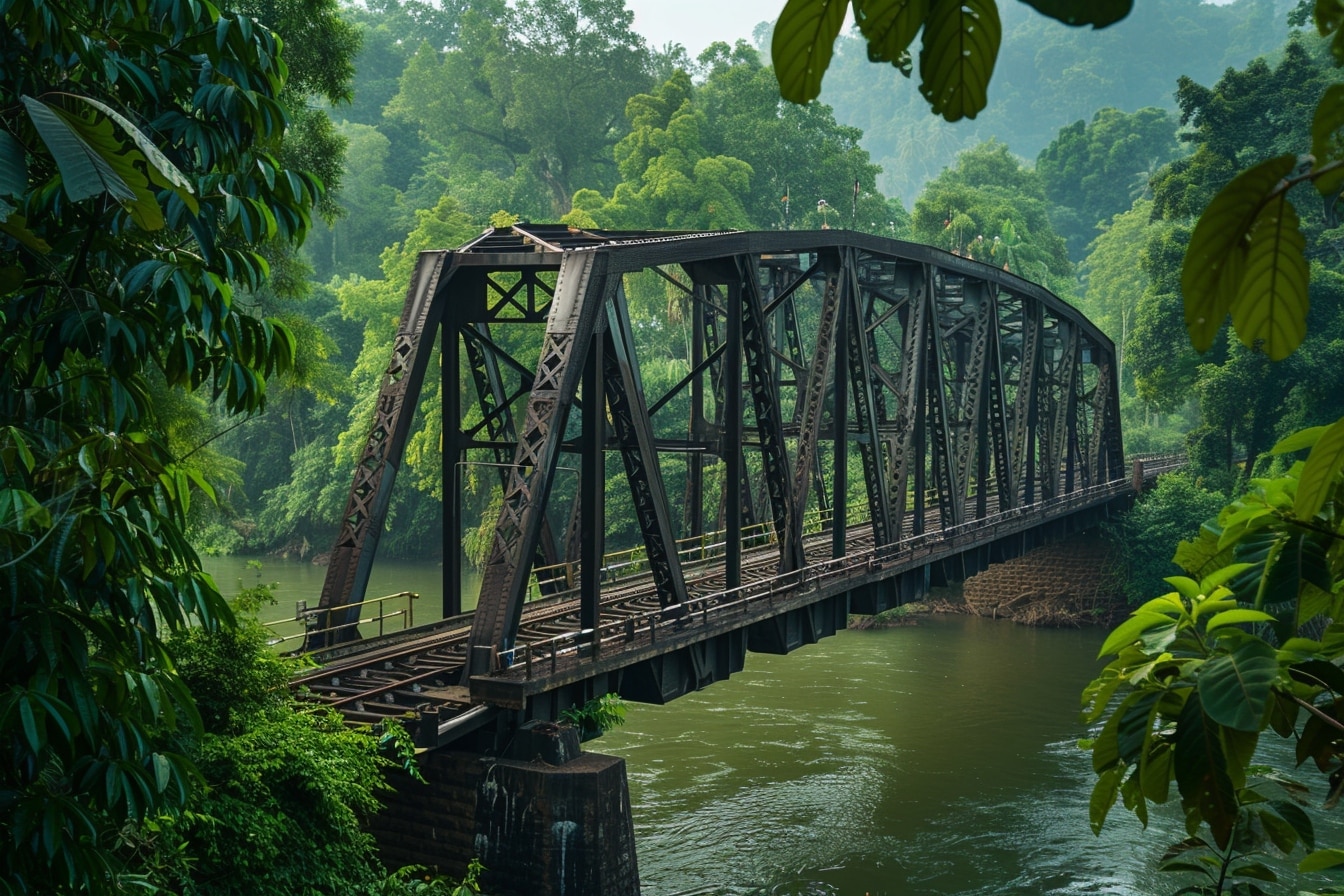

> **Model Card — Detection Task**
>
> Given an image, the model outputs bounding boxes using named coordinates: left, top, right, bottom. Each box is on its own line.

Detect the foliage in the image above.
left=0, top=0, right=344, bottom=888
left=772, top=0, right=1336, bottom=362
left=817, top=0, right=1287, bottom=205
left=560, top=694, right=629, bottom=738
left=156, top=583, right=414, bottom=896
left=375, top=859, right=488, bottom=896
left=1083, top=421, right=1344, bottom=893
left=909, top=140, right=1074, bottom=294
left=1104, top=471, right=1228, bottom=606
left=1037, top=107, right=1182, bottom=261
left=385, top=0, right=653, bottom=217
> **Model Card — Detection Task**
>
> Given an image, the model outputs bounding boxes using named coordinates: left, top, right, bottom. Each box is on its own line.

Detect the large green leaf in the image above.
left=1316, top=0, right=1344, bottom=64
left=772, top=0, right=850, bottom=104
left=918, top=0, right=1001, bottom=121
left=0, top=131, right=25, bottom=217
left=1099, top=610, right=1181, bottom=657
left=1196, top=635, right=1276, bottom=732
left=854, top=0, right=927, bottom=66
left=1181, top=154, right=1295, bottom=354
left=1296, top=414, right=1344, bottom=520
left=1300, top=848, right=1344, bottom=873
left=1017, top=0, right=1131, bottom=27
left=1229, top=195, right=1308, bottom=361
left=21, top=96, right=136, bottom=205
left=1311, top=84, right=1344, bottom=197
left=68, top=94, right=196, bottom=201
left=1174, top=690, right=1237, bottom=847
left=1272, top=425, right=1327, bottom=455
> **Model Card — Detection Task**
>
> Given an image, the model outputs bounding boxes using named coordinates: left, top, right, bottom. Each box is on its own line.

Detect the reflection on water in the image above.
left=599, top=615, right=1331, bottom=896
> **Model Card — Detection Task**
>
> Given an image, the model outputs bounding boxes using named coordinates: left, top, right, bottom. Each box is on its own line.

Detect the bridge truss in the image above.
left=315, top=226, right=1123, bottom=686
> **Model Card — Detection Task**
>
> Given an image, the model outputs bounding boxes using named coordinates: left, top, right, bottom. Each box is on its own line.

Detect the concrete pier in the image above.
left=370, top=736, right=639, bottom=896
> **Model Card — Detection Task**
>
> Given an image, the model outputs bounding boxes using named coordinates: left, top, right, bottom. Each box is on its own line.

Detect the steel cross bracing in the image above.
left=313, top=226, right=1125, bottom=696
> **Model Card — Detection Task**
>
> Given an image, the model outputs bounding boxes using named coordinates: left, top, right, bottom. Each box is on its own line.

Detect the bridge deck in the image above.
left=296, top=477, right=1137, bottom=748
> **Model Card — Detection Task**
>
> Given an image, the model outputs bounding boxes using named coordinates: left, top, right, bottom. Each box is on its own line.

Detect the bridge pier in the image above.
left=370, top=734, right=640, bottom=896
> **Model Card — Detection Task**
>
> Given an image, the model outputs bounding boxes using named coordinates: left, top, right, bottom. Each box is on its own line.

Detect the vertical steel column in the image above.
left=787, top=268, right=842, bottom=558
left=924, top=272, right=959, bottom=528
left=580, top=319, right=604, bottom=635
left=725, top=279, right=743, bottom=590
left=739, top=258, right=803, bottom=572
left=831, top=253, right=851, bottom=560
left=950, top=282, right=994, bottom=519
left=848, top=257, right=895, bottom=546
left=443, top=313, right=463, bottom=618
left=465, top=252, right=606, bottom=677
left=1012, top=300, right=1042, bottom=506
left=891, top=273, right=930, bottom=537
left=684, top=286, right=707, bottom=538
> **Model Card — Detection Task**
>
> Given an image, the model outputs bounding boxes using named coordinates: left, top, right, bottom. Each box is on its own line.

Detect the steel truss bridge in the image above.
left=298, top=226, right=1130, bottom=749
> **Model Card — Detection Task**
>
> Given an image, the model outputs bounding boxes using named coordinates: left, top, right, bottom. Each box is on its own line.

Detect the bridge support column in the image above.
left=370, top=743, right=639, bottom=896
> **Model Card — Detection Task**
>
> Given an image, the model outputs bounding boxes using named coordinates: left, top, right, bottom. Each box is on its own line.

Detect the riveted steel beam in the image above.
left=465, top=252, right=608, bottom=677
left=316, top=251, right=451, bottom=646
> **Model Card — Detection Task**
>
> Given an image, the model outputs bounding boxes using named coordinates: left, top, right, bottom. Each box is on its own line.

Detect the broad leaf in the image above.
left=1289, top=659, right=1344, bottom=696
left=1300, top=848, right=1344, bottom=873
left=854, top=0, right=928, bottom=66
left=1316, top=0, right=1344, bottom=64
left=1099, top=610, right=1182, bottom=657
left=1197, top=636, right=1276, bottom=732
left=1090, top=766, right=1122, bottom=834
left=1203, top=608, right=1276, bottom=632
left=1016, top=0, right=1131, bottom=28
left=1181, top=154, right=1295, bottom=354
left=0, top=131, right=26, bottom=208
left=1272, top=425, right=1327, bottom=455
left=1175, top=690, right=1237, bottom=847
left=773, top=0, right=850, bottom=104
left=67, top=94, right=195, bottom=195
left=21, top=96, right=135, bottom=205
left=1295, top=414, right=1344, bottom=520
left=1229, top=194, right=1308, bottom=360
left=918, top=0, right=1000, bottom=121
left=1311, top=84, right=1344, bottom=197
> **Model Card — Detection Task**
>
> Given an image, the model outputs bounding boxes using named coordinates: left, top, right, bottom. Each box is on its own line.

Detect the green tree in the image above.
left=0, top=0, right=336, bottom=889
left=386, top=0, right=653, bottom=217
left=153, top=587, right=406, bottom=895
left=1037, top=107, right=1182, bottom=261
left=910, top=140, right=1074, bottom=294
left=1105, top=471, right=1228, bottom=606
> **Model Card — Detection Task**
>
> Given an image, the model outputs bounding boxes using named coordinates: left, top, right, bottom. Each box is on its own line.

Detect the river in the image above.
left=201, top=557, right=1334, bottom=895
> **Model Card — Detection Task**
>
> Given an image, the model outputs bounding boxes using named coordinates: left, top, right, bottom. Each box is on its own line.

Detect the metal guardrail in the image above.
left=497, top=475, right=1135, bottom=683
left=265, top=591, right=419, bottom=651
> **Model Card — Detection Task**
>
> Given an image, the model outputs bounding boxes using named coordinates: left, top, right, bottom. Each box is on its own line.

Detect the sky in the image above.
left=623, top=0, right=781, bottom=56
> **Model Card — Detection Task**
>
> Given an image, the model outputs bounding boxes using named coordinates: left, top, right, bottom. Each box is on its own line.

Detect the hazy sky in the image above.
left=623, top=0, right=780, bottom=56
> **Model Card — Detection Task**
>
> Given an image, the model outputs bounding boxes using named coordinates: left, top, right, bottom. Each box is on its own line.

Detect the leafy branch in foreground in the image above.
left=1083, top=421, right=1344, bottom=894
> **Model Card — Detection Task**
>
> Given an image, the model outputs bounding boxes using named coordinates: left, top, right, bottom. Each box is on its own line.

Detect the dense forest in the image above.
left=8, top=0, right=1344, bottom=893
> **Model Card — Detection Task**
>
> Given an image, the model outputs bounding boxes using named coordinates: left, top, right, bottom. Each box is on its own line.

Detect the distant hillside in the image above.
left=814, top=0, right=1294, bottom=204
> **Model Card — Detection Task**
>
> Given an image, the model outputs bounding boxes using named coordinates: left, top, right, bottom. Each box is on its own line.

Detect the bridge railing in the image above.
left=498, top=475, right=1134, bottom=682
left=264, top=591, right=419, bottom=651
left=528, top=503, right=858, bottom=594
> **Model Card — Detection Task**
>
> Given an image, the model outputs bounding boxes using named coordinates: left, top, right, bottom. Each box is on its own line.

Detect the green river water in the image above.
left=202, top=556, right=1337, bottom=896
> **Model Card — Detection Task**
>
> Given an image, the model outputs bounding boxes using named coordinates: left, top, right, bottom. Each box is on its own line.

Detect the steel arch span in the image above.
left=313, top=225, right=1123, bottom=684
